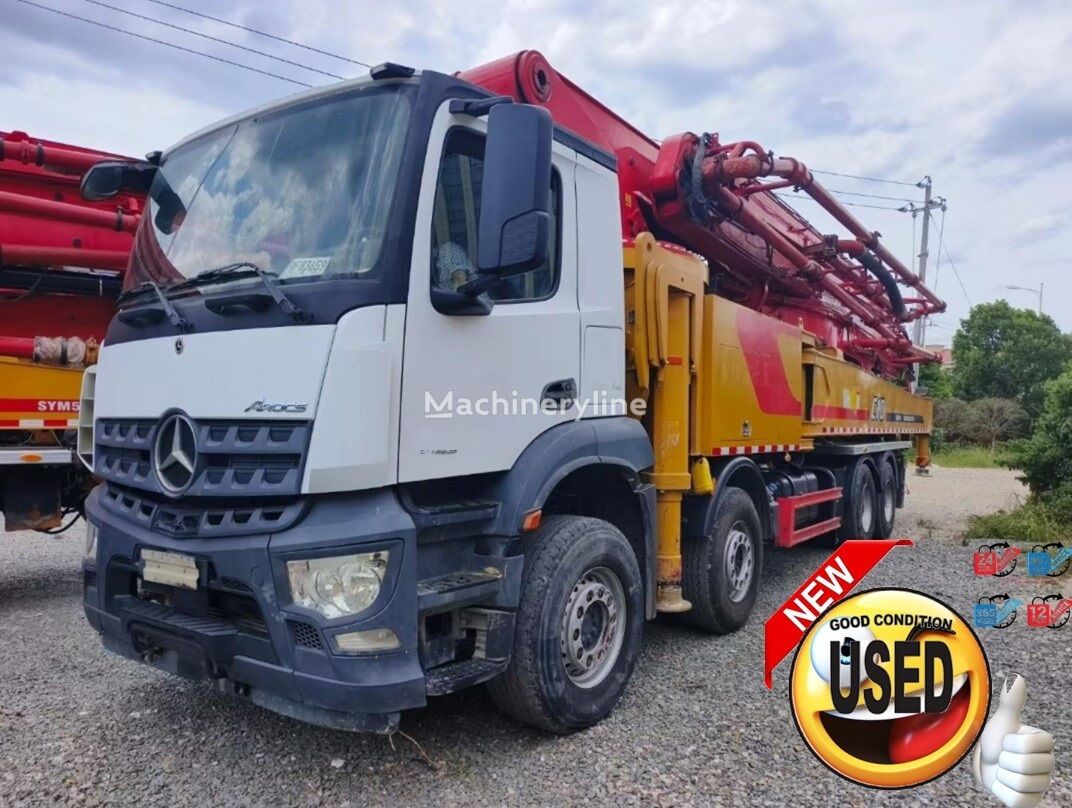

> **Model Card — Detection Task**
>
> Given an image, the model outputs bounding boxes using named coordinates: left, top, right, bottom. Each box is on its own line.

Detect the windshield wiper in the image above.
left=116, top=280, right=191, bottom=331
left=171, top=262, right=309, bottom=322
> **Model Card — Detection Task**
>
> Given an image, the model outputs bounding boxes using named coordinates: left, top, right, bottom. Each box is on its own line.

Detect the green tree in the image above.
left=951, top=301, right=1072, bottom=419
left=918, top=361, right=953, bottom=399
left=1006, top=368, right=1072, bottom=495
left=966, top=397, right=1027, bottom=451
left=934, top=397, right=973, bottom=442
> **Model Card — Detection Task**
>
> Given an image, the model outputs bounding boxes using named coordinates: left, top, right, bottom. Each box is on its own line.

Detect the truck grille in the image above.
left=100, top=484, right=305, bottom=538
left=95, top=418, right=311, bottom=498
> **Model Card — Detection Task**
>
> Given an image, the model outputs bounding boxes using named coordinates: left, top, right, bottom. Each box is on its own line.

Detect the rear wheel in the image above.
left=874, top=454, right=898, bottom=539
left=679, top=488, right=763, bottom=634
left=486, top=515, right=644, bottom=733
left=838, top=460, right=878, bottom=541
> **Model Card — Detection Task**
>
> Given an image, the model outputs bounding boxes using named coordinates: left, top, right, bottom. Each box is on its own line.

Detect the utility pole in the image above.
left=912, top=177, right=932, bottom=349
left=900, top=178, right=947, bottom=353
left=899, top=178, right=947, bottom=392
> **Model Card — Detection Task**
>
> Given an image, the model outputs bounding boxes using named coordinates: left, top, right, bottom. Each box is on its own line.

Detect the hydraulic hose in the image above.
left=858, top=251, right=906, bottom=318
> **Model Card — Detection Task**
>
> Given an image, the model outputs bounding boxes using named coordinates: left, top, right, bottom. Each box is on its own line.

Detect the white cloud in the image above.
left=5, top=0, right=1072, bottom=334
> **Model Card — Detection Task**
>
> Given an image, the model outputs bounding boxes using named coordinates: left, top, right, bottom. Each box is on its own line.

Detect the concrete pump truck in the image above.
left=78, top=52, right=941, bottom=734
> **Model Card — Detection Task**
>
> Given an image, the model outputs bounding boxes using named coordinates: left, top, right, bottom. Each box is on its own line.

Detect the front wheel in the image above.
left=486, top=515, right=644, bottom=734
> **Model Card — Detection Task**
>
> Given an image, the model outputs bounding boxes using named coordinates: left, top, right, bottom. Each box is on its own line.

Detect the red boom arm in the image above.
left=458, top=52, right=945, bottom=379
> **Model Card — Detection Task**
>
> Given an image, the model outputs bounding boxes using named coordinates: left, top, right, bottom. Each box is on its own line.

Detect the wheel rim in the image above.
left=860, top=491, right=875, bottom=534
left=883, top=478, right=895, bottom=523
left=724, top=521, right=755, bottom=603
left=560, top=566, right=626, bottom=688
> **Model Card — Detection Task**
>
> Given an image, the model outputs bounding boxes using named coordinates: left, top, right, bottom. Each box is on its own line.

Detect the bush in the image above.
left=935, top=398, right=973, bottom=443
left=1040, top=483, right=1072, bottom=523
left=1005, top=369, right=1072, bottom=496
left=963, top=483, right=1072, bottom=543
left=964, top=500, right=1067, bottom=543
left=934, top=397, right=1026, bottom=449
left=966, top=398, right=1028, bottom=451
left=918, top=361, right=953, bottom=399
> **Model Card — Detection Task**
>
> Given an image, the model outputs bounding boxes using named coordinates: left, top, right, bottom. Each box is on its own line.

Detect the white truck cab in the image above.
left=81, top=64, right=657, bottom=733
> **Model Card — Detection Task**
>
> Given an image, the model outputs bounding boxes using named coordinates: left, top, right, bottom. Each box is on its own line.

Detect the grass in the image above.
left=963, top=500, right=1070, bottom=542
left=931, top=444, right=1010, bottom=468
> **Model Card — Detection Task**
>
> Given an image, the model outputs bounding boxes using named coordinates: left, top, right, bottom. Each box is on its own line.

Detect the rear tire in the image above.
left=486, top=515, right=644, bottom=734
left=679, top=488, right=763, bottom=634
left=838, top=460, right=878, bottom=540
left=874, top=454, right=898, bottom=539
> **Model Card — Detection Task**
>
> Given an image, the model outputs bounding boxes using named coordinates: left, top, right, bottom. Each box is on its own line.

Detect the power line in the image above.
left=940, top=240, right=972, bottom=306
left=145, top=0, right=371, bottom=68
left=811, top=168, right=919, bottom=187
left=18, top=0, right=313, bottom=87
left=80, top=0, right=345, bottom=80
left=773, top=192, right=904, bottom=212
left=824, top=187, right=918, bottom=204
left=928, top=206, right=947, bottom=296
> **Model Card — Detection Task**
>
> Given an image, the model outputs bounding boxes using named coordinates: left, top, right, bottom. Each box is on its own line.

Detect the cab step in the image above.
left=417, top=569, right=503, bottom=612
left=425, top=657, right=508, bottom=696
left=407, top=498, right=500, bottom=530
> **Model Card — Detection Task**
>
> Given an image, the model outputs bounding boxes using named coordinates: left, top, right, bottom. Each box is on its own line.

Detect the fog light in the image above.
left=84, top=520, right=98, bottom=562
left=333, top=627, right=400, bottom=654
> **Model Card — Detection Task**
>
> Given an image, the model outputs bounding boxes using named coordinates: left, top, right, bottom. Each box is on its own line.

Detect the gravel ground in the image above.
left=1, top=467, right=1067, bottom=807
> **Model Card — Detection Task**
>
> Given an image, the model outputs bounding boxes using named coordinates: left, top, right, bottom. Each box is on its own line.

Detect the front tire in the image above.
left=486, top=515, right=644, bottom=734
left=679, top=488, right=763, bottom=634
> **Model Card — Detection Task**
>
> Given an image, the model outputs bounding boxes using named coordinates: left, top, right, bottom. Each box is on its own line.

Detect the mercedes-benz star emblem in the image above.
left=174, top=337, right=184, bottom=354
left=153, top=413, right=197, bottom=494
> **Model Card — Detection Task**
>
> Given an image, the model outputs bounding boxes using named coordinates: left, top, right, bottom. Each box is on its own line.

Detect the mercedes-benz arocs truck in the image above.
left=78, top=52, right=939, bottom=734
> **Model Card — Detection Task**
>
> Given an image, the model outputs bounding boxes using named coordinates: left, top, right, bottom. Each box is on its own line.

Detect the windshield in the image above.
left=128, top=84, right=413, bottom=290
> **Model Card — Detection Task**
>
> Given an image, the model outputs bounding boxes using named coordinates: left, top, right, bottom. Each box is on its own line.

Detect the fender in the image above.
left=488, top=417, right=658, bottom=617
left=489, top=417, right=653, bottom=535
left=682, top=456, right=773, bottom=542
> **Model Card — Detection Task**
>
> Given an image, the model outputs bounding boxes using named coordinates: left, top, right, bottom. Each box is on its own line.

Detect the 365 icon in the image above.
left=973, top=594, right=1021, bottom=628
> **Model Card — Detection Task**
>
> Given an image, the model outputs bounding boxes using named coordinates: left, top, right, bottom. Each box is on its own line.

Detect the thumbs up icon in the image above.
left=974, top=675, right=1055, bottom=807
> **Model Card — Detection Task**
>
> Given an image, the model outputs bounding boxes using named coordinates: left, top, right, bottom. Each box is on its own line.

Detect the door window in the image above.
left=431, top=129, right=560, bottom=302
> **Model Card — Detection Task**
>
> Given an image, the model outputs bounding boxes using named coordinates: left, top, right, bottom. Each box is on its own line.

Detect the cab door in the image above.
left=398, top=105, right=580, bottom=482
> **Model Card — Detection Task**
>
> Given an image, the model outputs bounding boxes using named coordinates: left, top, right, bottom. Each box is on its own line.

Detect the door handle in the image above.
left=541, top=378, right=577, bottom=408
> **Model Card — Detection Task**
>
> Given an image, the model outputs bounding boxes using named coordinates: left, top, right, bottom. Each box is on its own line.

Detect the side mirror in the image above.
left=80, top=160, right=156, bottom=202
left=475, top=103, right=553, bottom=277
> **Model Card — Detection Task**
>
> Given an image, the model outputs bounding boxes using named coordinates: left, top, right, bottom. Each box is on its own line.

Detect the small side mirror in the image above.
left=475, top=103, right=553, bottom=277
left=80, top=160, right=156, bottom=202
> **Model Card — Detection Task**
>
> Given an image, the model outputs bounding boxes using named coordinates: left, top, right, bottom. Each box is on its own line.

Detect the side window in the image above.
left=431, top=128, right=560, bottom=302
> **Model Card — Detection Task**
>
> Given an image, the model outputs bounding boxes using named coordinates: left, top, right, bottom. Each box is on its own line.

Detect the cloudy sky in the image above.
left=5, top=0, right=1070, bottom=339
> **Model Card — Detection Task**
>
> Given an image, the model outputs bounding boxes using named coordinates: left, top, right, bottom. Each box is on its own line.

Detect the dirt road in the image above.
left=2, top=467, right=1065, bottom=807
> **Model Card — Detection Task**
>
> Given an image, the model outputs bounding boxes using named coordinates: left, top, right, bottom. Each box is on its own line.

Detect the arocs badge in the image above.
left=789, top=588, right=991, bottom=788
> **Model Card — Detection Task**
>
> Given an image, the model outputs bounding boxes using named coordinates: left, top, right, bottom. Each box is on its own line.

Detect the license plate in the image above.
left=141, top=549, right=200, bottom=590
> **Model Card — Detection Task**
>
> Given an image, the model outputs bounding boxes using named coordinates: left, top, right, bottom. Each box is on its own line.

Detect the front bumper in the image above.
left=82, top=485, right=425, bottom=732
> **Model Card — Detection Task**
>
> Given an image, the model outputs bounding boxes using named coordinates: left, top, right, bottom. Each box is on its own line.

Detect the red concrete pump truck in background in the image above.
left=0, top=130, right=143, bottom=531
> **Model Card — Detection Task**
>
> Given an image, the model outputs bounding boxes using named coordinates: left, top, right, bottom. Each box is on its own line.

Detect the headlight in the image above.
left=286, top=551, right=388, bottom=619
left=84, top=520, right=98, bottom=562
